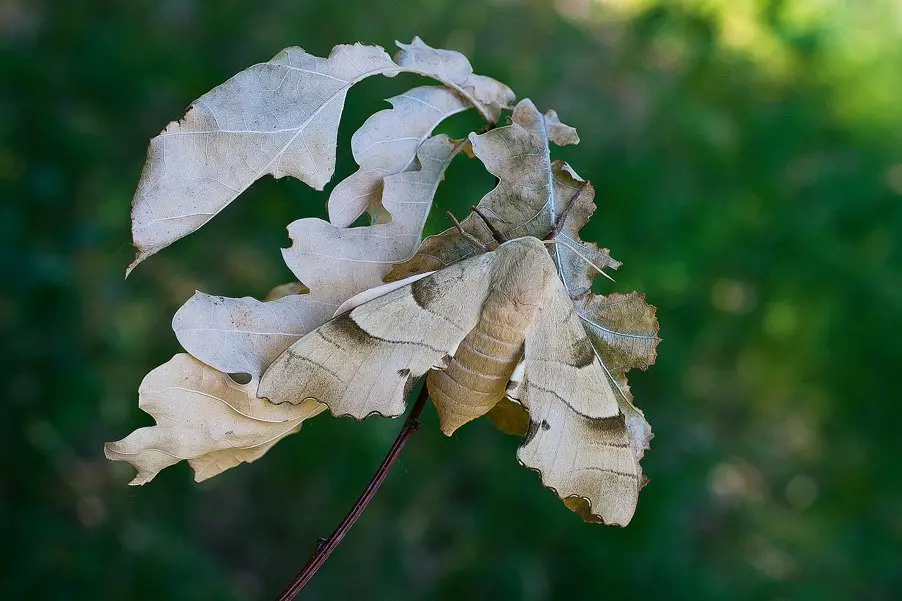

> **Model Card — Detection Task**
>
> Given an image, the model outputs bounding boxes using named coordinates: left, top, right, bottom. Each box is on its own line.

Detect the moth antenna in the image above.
left=469, top=205, right=507, bottom=243
left=542, top=239, right=616, bottom=282
left=445, top=211, right=489, bottom=253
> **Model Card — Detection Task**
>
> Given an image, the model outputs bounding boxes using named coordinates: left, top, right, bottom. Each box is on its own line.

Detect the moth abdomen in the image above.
left=427, top=294, right=538, bottom=435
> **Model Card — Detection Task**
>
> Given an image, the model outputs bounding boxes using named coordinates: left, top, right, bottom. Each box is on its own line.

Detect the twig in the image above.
left=275, top=384, right=431, bottom=600
left=446, top=210, right=489, bottom=252
left=470, top=205, right=507, bottom=244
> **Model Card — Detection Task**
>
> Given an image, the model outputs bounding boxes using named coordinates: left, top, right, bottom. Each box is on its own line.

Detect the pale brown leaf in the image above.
left=172, top=291, right=332, bottom=381
left=128, top=38, right=512, bottom=273
left=104, top=354, right=325, bottom=484
left=123, top=136, right=460, bottom=483
left=282, top=135, right=461, bottom=311
left=327, top=86, right=470, bottom=228
left=394, top=37, right=514, bottom=121
left=385, top=99, right=584, bottom=281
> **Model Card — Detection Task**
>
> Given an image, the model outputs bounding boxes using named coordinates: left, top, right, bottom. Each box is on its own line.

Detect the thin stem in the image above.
left=469, top=205, right=506, bottom=244
left=446, top=210, right=488, bottom=253
left=275, top=384, right=431, bottom=600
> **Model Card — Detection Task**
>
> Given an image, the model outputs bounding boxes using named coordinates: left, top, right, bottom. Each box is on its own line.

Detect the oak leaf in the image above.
left=111, top=135, right=460, bottom=483
left=385, top=99, right=602, bottom=281
left=128, top=39, right=512, bottom=272
left=172, top=291, right=329, bottom=382
left=280, top=135, right=462, bottom=313
left=327, top=86, right=470, bottom=228
left=104, top=354, right=325, bottom=485
left=381, top=100, right=659, bottom=522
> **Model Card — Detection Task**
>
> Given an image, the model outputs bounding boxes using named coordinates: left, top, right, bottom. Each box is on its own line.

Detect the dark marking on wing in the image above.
left=317, top=314, right=378, bottom=350
left=411, top=275, right=441, bottom=310
left=531, top=384, right=572, bottom=406
left=397, top=368, right=411, bottom=378
left=581, top=466, right=639, bottom=479
left=319, top=313, right=448, bottom=355
left=540, top=420, right=550, bottom=431
left=264, top=355, right=342, bottom=405
left=569, top=337, right=596, bottom=368
left=583, top=414, right=631, bottom=446
left=523, top=420, right=540, bottom=446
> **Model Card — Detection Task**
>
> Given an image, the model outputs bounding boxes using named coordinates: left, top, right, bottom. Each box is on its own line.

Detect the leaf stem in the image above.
left=275, top=384, right=431, bottom=600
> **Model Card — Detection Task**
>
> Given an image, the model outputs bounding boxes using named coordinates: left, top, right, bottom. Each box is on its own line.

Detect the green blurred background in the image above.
left=3, top=0, right=901, bottom=599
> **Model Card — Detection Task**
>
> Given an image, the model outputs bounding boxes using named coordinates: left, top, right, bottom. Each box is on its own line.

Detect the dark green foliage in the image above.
left=2, top=1, right=900, bottom=599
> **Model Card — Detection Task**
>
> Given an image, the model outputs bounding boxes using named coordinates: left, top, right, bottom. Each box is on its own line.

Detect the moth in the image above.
left=259, top=236, right=642, bottom=525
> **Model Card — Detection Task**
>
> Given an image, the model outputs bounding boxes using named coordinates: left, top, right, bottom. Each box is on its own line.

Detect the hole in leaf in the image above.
left=228, top=372, right=252, bottom=385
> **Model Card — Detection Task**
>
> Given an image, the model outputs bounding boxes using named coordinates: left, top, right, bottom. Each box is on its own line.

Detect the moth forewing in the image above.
left=258, top=237, right=558, bottom=427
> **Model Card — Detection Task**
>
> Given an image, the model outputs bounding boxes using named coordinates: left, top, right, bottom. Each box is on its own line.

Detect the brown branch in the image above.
left=469, top=205, right=506, bottom=244
left=275, top=384, right=431, bottom=600
left=445, top=210, right=489, bottom=253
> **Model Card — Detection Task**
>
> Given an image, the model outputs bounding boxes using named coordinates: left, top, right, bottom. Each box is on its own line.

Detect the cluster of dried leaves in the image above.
left=105, top=38, right=660, bottom=526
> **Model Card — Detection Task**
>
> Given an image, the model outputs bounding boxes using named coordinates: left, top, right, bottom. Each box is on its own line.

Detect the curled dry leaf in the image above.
left=281, top=135, right=461, bottom=313
left=104, top=354, right=325, bottom=485
left=394, top=37, right=515, bottom=122
left=381, top=98, right=658, bottom=522
left=327, top=87, right=469, bottom=228
left=128, top=38, right=513, bottom=273
left=172, top=291, right=331, bottom=382
left=385, top=99, right=584, bottom=281
left=113, top=135, right=459, bottom=483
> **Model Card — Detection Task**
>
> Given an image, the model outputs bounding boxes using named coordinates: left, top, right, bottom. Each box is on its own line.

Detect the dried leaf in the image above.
left=460, top=74, right=517, bottom=119
left=172, top=291, right=331, bottom=381
left=545, top=167, right=621, bottom=297
left=576, top=292, right=660, bottom=376
left=128, top=39, right=512, bottom=272
left=328, top=86, right=469, bottom=228
left=104, top=354, right=325, bottom=484
left=385, top=99, right=583, bottom=281
left=115, top=136, right=459, bottom=483
left=394, top=37, right=515, bottom=121
left=281, top=135, right=460, bottom=311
